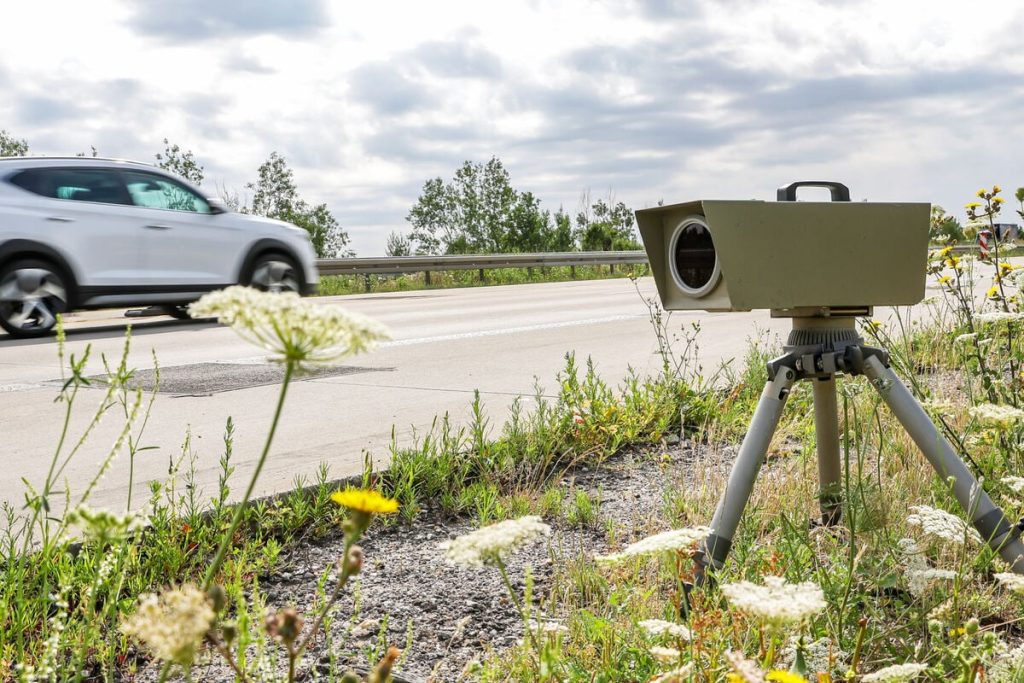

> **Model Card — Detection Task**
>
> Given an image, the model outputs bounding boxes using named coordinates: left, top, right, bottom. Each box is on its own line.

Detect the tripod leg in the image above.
left=696, top=366, right=796, bottom=577
left=863, top=355, right=1024, bottom=572
left=813, top=376, right=843, bottom=526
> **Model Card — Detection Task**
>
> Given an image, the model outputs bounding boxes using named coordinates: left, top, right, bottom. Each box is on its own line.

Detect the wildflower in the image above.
left=906, top=568, right=957, bottom=597
left=650, top=646, right=681, bottom=664
left=726, top=651, right=766, bottom=682
left=988, top=285, right=1001, bottom=298
left=720, top=576, right=826, bottom=629
left=651, top=663, right=695, bottom=683
left=443, top=516, right=551, bottom=568
left=861, top=662, right=928, bottom=682
left=907, top=505, right=982, bottom=545
left=965, top=201, right=982, bottom=210
left=936, top=275, right=952, bottom=285
left=526, top=619, right=569, bottom=637
left=638, top=619, right=692, bottom=640
left=1003, top=476, right=1024, bottom=494
left=65, top=504, right=148, bottom=545
left=189, top=286, right=389, bottom=369
left=595, top=526, right=710, bottom=563
left=331, top=489, right=399, bottom=515
left=994, top=572, right=1024, bottom=593
left=954, top=332, right=977, bottom=344
left=969, top=403, right=1024, bottom=428
left=120, top=584, right=215, bottom=667
left=766, top=672, right=808, bottom=683
left=865, top=319, right=882, bottom=331
left=265, top=607, right=304, bottom=647
left=994, top=185, right=1002, bottom=194
left=974, top=311, right=1024, bottom=324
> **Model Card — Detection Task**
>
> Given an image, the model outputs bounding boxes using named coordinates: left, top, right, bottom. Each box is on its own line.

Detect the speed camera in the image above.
left=635, top=181, right=931, bottom=314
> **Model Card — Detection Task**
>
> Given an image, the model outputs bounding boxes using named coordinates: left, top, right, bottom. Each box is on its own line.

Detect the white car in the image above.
left=0, top=157, right=319, bottom=338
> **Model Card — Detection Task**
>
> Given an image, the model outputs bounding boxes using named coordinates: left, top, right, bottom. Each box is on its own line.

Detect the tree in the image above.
left=385, top=231, right=413, bottom=256
left=575, top=193, right=640, bottom=251
left=407, top=157, right=529, bottom=254
left=247, top=152, right=351, bottom=258
left=0, top=130, right=28, bottom=157
left=929, top=205, right=964, bottom=243
left=155, top=138, right=204, bottom=185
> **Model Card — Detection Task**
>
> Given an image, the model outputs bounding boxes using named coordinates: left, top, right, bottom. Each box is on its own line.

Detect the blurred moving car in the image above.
left=0, top=157, right=319, bottom=338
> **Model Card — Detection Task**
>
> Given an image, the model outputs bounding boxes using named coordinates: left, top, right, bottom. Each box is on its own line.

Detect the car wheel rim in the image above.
left=0, top=267, right=67, bottom=332
left=251, top=260, right=300, bottom=294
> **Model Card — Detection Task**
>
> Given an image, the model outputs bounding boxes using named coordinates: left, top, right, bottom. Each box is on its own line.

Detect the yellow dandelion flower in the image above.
left=767, top=672, right=809, bottom=683
left=1000, top=262, right=1017, bottom=273
left=331, top=489, right=399, bottom=514
left=993, top=185, right=1002, bottom=194
left=938, top=245, right=954, bottom=258
left=945, top=256, right=960, bottom=268
left=937, top=275, right=952, bottom=285
left=978, top=188, right=988, bottom=198
left=988, top=285, right=1001, bottom=299
left=965, top=201, right=982, bottom=210
left=994, top=196, right=1005, bottom=204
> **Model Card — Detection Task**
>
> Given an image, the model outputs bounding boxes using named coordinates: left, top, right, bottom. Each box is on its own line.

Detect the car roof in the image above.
left=0, top=156, right=162, bottom=171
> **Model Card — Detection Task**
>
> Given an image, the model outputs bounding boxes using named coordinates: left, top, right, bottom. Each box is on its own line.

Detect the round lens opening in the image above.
left=671, top=218, right=719, bottom=296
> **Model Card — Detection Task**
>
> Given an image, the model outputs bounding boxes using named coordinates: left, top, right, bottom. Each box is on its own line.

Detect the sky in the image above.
left=2, top=0, right=1023, bottom=255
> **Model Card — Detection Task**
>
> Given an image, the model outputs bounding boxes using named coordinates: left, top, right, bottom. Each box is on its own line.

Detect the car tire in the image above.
left=0, top=259, right=70, bottom=338
left=244, top=253, right=302, bottom=294
left=162, top=305, right=192, bottom=320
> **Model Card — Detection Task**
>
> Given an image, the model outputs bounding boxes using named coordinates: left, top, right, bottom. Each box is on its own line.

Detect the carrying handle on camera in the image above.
left=776, top=181, right=851, bottom=202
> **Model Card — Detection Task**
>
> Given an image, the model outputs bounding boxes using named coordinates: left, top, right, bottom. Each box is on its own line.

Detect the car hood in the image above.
left=233, top=213, right=305, bottom=234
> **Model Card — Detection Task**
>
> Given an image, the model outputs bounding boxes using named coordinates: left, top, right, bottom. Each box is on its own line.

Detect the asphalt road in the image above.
left=0, top=267, right=985, bottom=515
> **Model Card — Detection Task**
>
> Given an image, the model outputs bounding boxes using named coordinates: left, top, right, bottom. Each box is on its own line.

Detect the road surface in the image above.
left=0, top=272, right=968, bottom=514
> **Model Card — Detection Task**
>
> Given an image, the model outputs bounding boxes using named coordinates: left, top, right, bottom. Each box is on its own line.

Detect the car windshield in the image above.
left=123, top=171, right=211, bottom=213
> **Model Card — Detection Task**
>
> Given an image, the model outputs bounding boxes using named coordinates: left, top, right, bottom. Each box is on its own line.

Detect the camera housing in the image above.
left=635, top=182, right=931, bottom=315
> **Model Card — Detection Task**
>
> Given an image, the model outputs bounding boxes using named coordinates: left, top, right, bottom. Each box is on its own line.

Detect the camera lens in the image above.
left=671, top=217, right=719, bottom=297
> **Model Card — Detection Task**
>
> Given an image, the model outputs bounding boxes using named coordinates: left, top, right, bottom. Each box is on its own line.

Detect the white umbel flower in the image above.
left=906, top=505, right=982, bottom=545
left=651, top=663, right=694, bottom=682
left=595, top=526, right=710, bottom=563
left=974, top=311, right=1024, bottom=324
left=994, top=572, right=1024, bottom=593
left=1002, top=476, right=1024, bottom=494
left=720, top=576, right=826, bottom=628
left=120, top=584, right=215, bottom=667
left=638, top=619, right=692, bottom=640
left=526, top=619, right=569, bottom=637
left=649, top=646, right=682, bottom=664
left=861, top=662, right=928, bottom=682
left=443, top=516, right=551, bottom=568
left=969, top=403, right=1024, bottom=427
left=189, top=286, right=389, bottom=369
left=906, top=568, right=957, bottom=596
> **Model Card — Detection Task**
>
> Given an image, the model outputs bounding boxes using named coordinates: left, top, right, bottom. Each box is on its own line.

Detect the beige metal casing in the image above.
left=636, top=200, right=931, bottom=312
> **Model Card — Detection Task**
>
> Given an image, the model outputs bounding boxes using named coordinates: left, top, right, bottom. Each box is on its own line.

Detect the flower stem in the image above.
left=497, top=559, right=542, bottom=656
left=203, top=360, right=294, bottom=590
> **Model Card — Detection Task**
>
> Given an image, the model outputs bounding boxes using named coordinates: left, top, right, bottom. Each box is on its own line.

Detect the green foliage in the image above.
left=930, top=204, right=965, bottom=243
left=247, top=151, right=351, bottom=258
left=384, top=230, right=413, bottom=256
left=155, top=138, right=204, bottom=185
left=405, top=157, right=605, bottom=255
left=0, top=129, right=29, bottom=157
left=576, top=193, right=641, bottom=251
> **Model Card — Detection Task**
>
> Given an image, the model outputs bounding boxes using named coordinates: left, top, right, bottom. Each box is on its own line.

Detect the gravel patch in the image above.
left=146, top=439, right=728, bottom=682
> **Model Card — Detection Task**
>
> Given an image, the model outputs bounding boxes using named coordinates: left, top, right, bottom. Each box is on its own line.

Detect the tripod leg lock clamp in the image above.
left=697, top=534, right=732, bottom=571
left=839, top=345, right=890, bottom=376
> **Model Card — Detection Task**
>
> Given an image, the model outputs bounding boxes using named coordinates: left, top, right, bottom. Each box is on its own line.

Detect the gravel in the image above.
left=146, top=439, right=723, bottom=682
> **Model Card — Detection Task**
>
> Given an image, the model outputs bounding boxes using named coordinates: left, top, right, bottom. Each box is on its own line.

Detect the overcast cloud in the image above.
left=2, top=0, right=1023, bottom=254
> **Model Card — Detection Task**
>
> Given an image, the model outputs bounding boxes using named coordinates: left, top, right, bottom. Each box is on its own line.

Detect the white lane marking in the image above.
left=0, top=382, right=46, bottom=393
left=379, top=313, right=647, bottom=348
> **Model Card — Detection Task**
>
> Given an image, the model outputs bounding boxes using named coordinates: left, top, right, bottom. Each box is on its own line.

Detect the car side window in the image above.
left=10, top=168, right=131, bottom=205
left=122, top=171, right=211, bottom=214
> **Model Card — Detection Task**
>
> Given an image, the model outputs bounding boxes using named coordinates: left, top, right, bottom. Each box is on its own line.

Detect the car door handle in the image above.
left=144, top=224, right=172, bottom=230
left=46, top=216, right=74, bottom=223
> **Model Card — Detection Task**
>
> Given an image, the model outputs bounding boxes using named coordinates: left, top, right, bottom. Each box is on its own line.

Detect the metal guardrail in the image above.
left=316, top=250, right=649, bottom=276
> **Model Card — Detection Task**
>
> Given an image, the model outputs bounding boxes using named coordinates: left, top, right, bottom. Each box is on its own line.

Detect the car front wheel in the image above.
left=245, top=254, right=302, bottom=294
left=0, top=259, right=70, bottom=338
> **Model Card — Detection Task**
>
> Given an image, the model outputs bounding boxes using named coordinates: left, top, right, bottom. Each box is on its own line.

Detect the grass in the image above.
left=8, top=222, right=1024, bottom=680
left=317, top=264, right=648, bottom=296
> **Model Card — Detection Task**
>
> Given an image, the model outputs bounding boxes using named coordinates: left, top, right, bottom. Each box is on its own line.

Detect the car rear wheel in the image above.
left=245, top=253, right=302, bottom=294
left=0, top=259, right=70, bottom=338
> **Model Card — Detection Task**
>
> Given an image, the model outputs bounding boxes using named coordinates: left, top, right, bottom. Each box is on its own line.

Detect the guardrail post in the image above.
left=570, top=265, right=576, bottom=279
left=364, top=274, right=372, bottom=292
left=479, top=268, right=485, bottom=282
left=425, top=271, right=431, bottom=286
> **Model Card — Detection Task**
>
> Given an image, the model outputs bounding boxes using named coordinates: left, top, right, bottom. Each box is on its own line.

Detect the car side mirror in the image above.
left=208, top=197, right=229, bottom=215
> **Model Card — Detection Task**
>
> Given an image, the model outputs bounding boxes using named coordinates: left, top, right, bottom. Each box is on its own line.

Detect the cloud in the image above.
left=409, top=41, right=503, bottom=79
left=222, top=52, right=276, bottom=75
left=348, top=63, right=431, bottom=116
left=128, top=0, right=327, bottom=41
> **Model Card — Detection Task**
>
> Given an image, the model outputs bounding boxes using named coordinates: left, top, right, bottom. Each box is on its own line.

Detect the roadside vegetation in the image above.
left=4, top=186, right=1024, bottom=681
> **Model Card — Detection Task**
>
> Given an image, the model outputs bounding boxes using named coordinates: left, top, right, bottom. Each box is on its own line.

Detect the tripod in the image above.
left=695, top=315, right=1024, bottom=578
